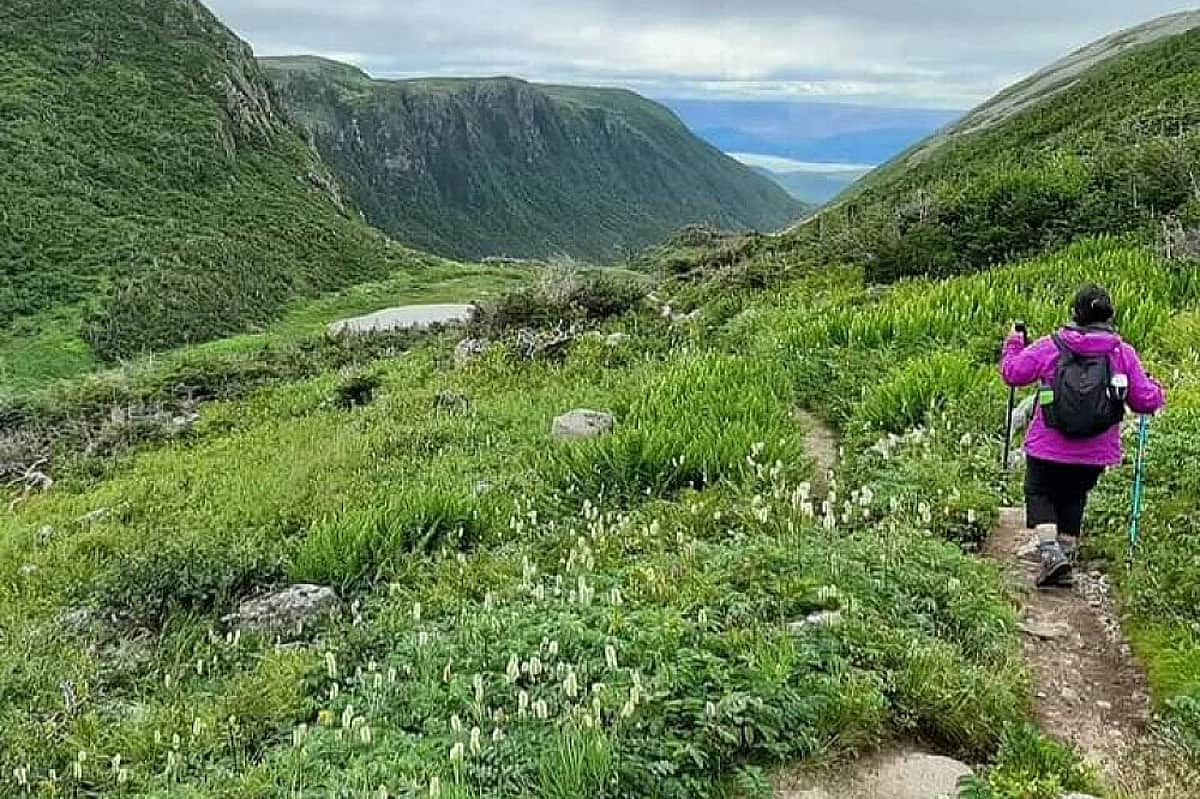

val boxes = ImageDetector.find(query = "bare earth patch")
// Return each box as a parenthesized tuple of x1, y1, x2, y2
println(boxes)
(985, 506, 1152, 779)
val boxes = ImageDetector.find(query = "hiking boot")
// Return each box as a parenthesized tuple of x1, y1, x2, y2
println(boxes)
(1036, 541, 1073, 588)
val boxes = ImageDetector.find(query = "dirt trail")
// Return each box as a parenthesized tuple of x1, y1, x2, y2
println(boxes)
(984, 506, 1153, 777)
(792, 409, 838, 496)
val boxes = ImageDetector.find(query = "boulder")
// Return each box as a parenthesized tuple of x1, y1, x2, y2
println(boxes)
(552, 410, 615, 440)
(454, 338, 490, 367)
(862, 753, 972, 799)
(223, 585, 339, 632)
(434, 391, 471, 414)
(781, 749, 972, 799)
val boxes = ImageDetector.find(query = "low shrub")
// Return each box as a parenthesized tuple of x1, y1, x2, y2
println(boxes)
(470, 268, 647, 338)
(959, 723, 1100, 799)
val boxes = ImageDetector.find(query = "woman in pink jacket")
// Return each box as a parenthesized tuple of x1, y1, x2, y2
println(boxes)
(1001, 284, 1165, 588)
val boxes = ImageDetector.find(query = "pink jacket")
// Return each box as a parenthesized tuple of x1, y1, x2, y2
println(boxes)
(1001, 327, 1165, 466)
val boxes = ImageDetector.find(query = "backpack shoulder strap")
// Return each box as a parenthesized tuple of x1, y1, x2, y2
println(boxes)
(1051, 333, 1070, 355)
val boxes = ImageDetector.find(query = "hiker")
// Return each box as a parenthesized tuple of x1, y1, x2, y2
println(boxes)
(1001, 284, 1165, 587)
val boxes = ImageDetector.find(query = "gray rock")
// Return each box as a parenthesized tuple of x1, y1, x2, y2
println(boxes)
(862, 752, 972, 799)
(552, 410, 615, 440)
(433, 391, 471, 414)
(454, 338, 490, 367)
(1020, 620, 1073, 640)
(18, 564, 38, 576)
(786, 750, 972, 799)
(223, 585, 339, 632)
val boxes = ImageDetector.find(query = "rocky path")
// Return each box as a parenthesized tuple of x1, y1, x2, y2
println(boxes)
(775, 412, 1156, 797)
(984, 506, 1153, 780)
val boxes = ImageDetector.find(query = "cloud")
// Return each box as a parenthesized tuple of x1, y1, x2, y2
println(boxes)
(208, 0, 1197, 107)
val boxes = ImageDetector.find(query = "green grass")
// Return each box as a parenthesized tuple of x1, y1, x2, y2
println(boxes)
(0, 0, 441, 360)
(0, 261, 527, 396)
(9, 9, 1200, 796)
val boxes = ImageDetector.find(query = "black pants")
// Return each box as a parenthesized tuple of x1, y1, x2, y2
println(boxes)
(1025, 456, 1105, 536)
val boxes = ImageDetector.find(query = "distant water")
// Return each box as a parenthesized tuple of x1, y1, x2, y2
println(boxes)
(729, 153, 876, 173)
(328, 304, 474, 335)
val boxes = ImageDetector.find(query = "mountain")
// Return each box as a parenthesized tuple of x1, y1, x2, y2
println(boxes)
(0, 0, 427, 360)
(260, 57, 802, 262)
(662, 99, 961, 165)
(796, 11, 1200, 283)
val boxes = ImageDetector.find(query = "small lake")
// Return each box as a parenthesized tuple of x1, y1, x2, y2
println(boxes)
(328, 304, 475, 335)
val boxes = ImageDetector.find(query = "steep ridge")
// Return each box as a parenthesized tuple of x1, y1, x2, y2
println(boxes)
(261, 56, 802, 262)
(0, 0, 430, 360)
(908, 10, 1200, 160)
(772, 13, 1200, 285)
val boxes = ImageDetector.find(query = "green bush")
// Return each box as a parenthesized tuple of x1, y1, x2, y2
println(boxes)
(470, 268, 647, 337)
(959, 723, 1100, 798)
(87, 531, 287, 626)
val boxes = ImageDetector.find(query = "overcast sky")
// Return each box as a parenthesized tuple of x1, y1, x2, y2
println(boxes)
(209, 1, 1197, 108)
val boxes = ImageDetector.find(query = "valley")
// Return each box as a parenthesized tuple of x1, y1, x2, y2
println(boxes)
(3, 3, 1200, 798)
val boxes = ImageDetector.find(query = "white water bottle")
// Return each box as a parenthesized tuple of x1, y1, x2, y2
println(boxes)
(1111, 373, 1129, 402)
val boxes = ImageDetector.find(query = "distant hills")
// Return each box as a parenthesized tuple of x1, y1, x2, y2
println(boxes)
(261, 57, 803, 262)
(663, 99, 960, 205)
(662, 99, 960, 165)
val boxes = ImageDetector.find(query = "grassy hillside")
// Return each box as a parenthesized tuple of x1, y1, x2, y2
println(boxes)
(0, 0, 436, 361)
(6, 9, 1200, 799)
(757, 16, 1200, 284)
(260, 56, 802, 262)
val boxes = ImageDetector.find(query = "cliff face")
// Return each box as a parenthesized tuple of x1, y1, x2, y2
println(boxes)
(263, 57, 802, 261)
(0, 1, 412, 358)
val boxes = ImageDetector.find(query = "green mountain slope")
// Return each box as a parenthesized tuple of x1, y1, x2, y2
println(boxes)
(0, 0, 430, 360)
(780, 12, 1200, 283)
(260, 56, 802, 262)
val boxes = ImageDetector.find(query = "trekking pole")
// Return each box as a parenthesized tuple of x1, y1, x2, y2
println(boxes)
(1127, 414, 1151, 568)
(1002, 321, 1028, 470)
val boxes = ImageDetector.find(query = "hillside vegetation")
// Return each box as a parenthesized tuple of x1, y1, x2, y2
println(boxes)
(6, 7, 1200, 799)
(0, 0, 432, 361)
(751, 16, 1200, 285)
(261, 57, 802, 262)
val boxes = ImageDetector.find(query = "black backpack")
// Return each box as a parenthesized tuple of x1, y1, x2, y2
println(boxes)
(1040, 333, 1125, 439)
